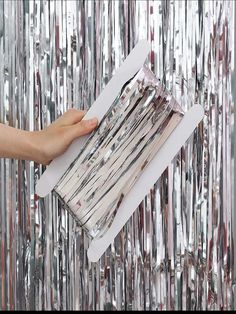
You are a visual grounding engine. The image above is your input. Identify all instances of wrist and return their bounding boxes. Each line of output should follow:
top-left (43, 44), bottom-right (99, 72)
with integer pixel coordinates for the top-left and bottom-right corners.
top-left (0, 123), bottom-right (47, 164)
top-left (26, 131), bottom-right (48, 164)
top-left (16, 129), bottom-right (40, 162)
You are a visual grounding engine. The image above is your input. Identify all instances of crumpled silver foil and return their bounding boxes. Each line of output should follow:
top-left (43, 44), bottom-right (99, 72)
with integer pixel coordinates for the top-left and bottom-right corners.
top-left (54, 66), bottom-right (184, 239)
top-left (0, 0), bottom-right (234, 310)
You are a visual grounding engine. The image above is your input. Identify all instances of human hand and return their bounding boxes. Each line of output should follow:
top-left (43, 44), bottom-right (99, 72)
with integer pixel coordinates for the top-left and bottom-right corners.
top-left (30, 108), bottom-right (98, 165)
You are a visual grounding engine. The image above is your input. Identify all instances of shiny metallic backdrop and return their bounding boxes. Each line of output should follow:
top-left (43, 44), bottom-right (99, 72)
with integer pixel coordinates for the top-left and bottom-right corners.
top-left (0, 0), bottom-right (234, 310)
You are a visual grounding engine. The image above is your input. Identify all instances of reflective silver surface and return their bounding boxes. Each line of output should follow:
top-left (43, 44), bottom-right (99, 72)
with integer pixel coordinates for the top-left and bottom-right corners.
top-left (0, 0), bottom-right (234, 310)
top-left (54, 66), bottom-right (184, 239)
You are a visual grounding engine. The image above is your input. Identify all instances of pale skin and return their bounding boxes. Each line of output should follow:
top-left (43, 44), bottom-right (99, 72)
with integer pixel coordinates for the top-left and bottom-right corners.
top-left (0, 108), bottom-right (98, 165)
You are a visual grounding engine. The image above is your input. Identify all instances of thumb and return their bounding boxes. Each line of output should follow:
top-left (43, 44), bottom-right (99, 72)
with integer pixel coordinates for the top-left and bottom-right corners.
top-left (67, 117), bottom-right (98, 141)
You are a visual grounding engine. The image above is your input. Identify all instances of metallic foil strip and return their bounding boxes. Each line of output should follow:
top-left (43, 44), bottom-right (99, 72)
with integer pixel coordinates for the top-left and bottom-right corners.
top-left (54, 65), bottom-right (184, 239)
top-left (0, 0), bottom-right (234, 310)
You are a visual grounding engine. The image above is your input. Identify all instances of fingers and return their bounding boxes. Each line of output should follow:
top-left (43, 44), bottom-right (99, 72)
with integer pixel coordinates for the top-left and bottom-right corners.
top-left (66, 117), bottom-right (98, 141)
top-left (52, 108), bottom-right (87, 127)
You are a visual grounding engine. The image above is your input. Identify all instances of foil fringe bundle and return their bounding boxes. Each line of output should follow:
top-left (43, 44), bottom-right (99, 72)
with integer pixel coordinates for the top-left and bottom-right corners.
top-left (54, 65), bottom-right (184, 239)
top-left (0, 0), bottom-right (234, 310)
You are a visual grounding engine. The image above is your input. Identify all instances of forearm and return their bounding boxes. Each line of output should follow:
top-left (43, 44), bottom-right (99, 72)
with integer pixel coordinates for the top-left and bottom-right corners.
top-left (0, 123), bottom-right (39, 162)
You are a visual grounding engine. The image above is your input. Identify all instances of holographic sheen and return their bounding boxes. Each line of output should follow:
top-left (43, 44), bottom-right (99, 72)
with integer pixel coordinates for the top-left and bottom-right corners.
top-left (0, 0), bottom-right (234, 310)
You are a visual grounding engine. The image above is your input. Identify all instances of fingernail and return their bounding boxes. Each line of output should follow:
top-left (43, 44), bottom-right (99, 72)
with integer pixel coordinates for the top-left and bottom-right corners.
top-left (87, 118), bottom-right (98, 126)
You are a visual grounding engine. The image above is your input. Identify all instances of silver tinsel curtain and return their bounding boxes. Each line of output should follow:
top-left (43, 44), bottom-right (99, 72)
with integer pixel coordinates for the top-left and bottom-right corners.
top-left (0, 0), bottom-right (234, 310)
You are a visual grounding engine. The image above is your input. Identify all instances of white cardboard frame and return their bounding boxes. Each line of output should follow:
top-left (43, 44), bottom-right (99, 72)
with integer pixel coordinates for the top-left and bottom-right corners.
top-left (35, 40), bottom-right (204, 262)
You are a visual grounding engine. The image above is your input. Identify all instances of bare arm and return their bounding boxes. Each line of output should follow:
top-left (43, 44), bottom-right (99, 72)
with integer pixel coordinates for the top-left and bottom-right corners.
top-left (0, 108), bottom-right (98, 165)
